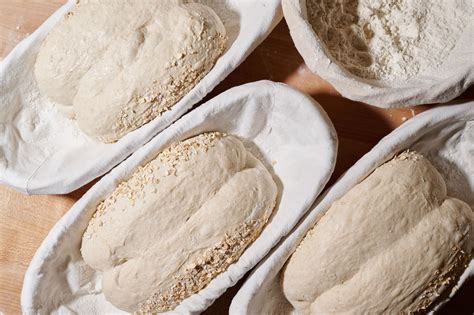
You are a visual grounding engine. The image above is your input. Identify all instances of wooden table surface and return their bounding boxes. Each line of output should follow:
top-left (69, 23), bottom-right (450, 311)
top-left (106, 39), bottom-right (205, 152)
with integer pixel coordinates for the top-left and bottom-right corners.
top-left (0, 1), bottom-right (472, 314)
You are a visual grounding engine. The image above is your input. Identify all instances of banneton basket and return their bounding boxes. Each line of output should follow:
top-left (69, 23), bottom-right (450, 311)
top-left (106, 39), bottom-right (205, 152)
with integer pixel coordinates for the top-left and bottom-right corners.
top-left (282, 0), bottom-right (474, 107)
top-left (21, 81), bottom-right (338, 314)
top-left (230, 100), bottom-right (474, 314)
top-left (0, 0), bottom-right (282, 195)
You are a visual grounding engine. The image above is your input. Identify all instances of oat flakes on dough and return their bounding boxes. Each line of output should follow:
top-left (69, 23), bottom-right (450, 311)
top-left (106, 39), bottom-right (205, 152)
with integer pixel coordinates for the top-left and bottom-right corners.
top-left (282, 151), bottom-right (474, 314)
top-left (35, 0), bottom-right (226, 142)
top-left (81, 132), bottom-right (278, 312)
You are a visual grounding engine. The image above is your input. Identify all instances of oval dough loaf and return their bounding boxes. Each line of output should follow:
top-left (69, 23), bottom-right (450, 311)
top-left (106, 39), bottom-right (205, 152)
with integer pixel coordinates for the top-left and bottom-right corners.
top-left (282, 151), bottom-right (474, 314)
top-left (81, 132), bottom-right (277, 312)
top-left (35, 0), bottom-right (226, 142)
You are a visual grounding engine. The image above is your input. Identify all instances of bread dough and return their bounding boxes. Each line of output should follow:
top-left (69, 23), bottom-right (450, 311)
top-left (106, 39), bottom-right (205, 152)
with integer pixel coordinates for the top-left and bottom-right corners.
top-left (81, 132), bottom-right (277, 312)
top-left (282, 151), bottom-right (474, 314)
top-left (35, 0), bottom-right (226, 143)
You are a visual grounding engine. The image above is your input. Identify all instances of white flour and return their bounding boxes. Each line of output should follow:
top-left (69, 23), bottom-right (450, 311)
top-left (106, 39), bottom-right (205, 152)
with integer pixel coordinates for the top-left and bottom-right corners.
top-left (15, 90), bottom-right (85, 154)
top-left (307, 0), bottom-right (473, 81)
top-left (0, 49), bottom-right (88, 177)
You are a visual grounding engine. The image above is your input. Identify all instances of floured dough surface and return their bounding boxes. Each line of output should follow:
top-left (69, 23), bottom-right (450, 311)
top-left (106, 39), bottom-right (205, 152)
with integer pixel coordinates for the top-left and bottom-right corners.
top-left (81, 132), bottom-right (277, 312)
top-left (282, 151), bottom-right (474, 314)
top-left (35, 0), bottom-right (226, 142)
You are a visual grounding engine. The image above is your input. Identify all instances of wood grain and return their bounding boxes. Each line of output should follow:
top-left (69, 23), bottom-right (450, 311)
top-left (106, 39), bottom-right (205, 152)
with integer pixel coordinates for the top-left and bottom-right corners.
top-left (0, 1), bottom-right (472, 314)
top-left (0, 0), bottom-right (65, 59)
